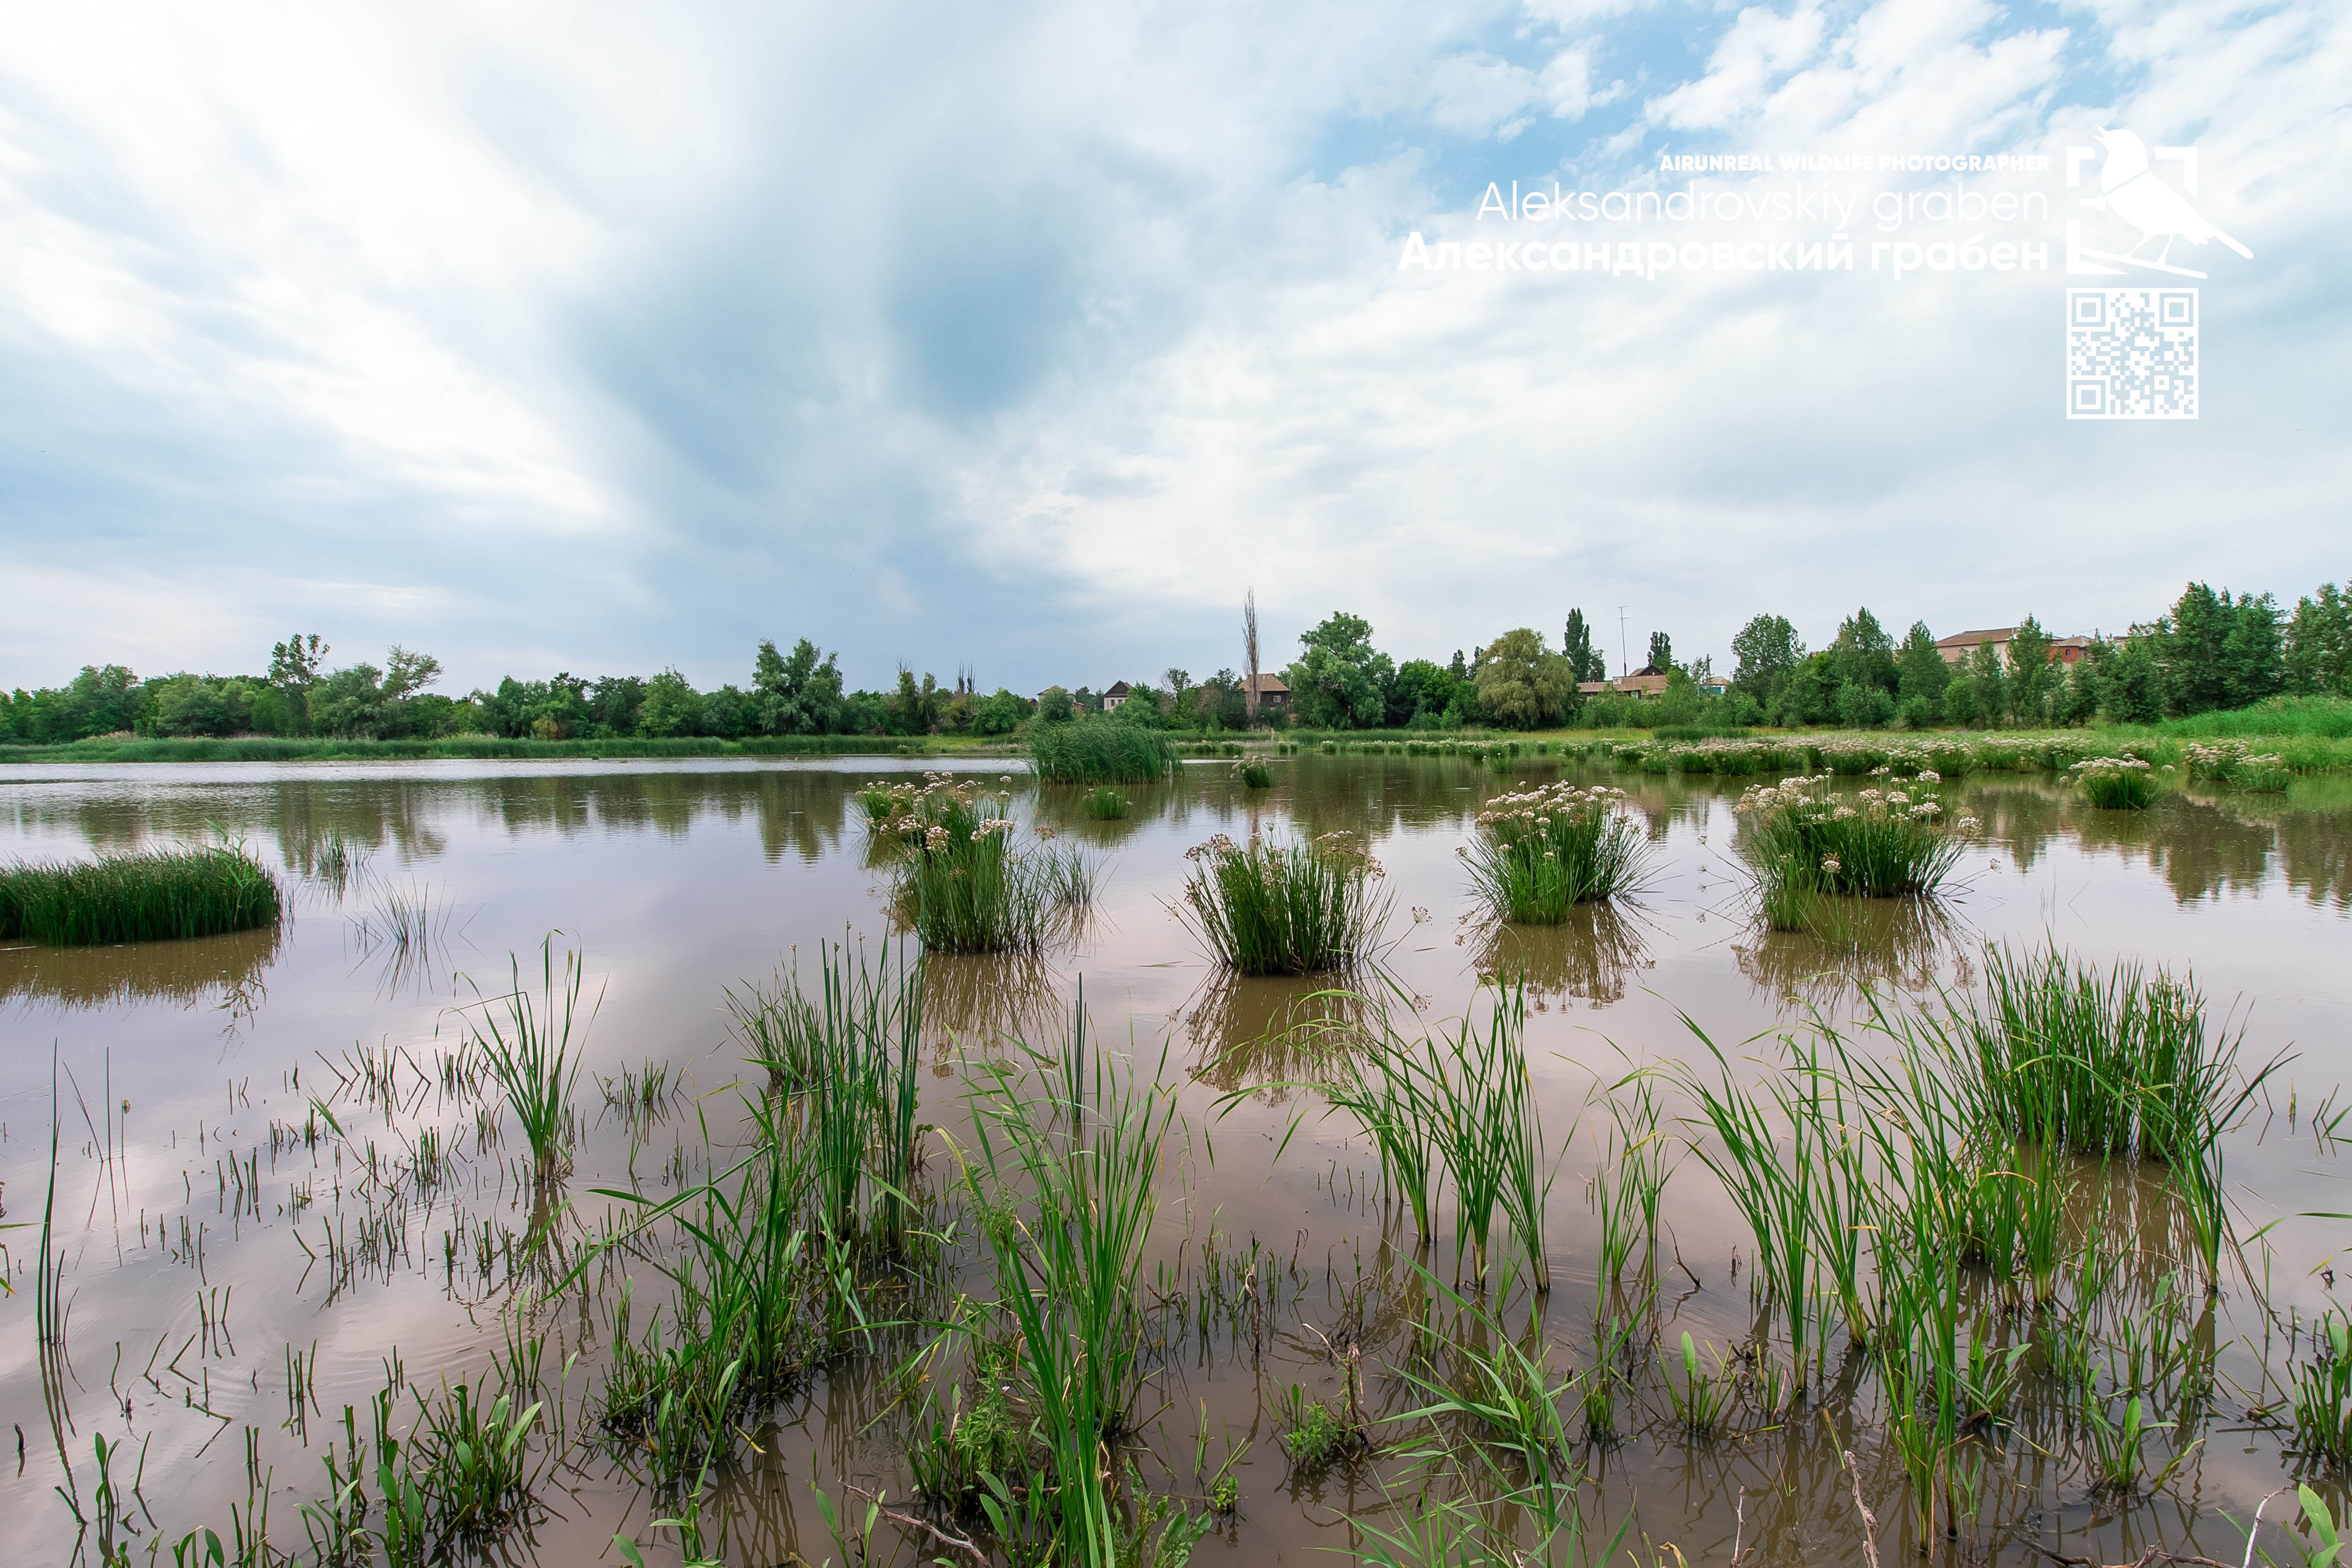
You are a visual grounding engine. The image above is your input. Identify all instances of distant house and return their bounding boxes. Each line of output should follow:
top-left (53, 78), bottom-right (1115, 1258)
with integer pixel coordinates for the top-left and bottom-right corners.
top-left (1936, 628), bottom-right (2097, 669)
top-left (1241, 673), bottom-right (1291, 711)
top-left (1036, 684), bottom-right (1070, 704)
top-left (1579, 670), bottom-right (1671, 699)
top-left (1697, 676), bottom-right (1729, 697)
top-left (1101, 681), bottom-right (1132, 712)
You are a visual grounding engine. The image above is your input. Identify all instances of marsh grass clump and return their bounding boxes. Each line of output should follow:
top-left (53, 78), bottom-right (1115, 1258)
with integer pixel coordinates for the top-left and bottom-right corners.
top-left (1950, 943), bottom-right (2266, 1165)
top-left (1318, 982), bottom-right (1555, 1291)
top-left (464, 936), bottom-right (597, 1170)
top-left (2072, 755), bottom-right (2158, 809)
top-left (1238, 761), bottom-right (1274, 790)
top-left (1029, 717), bottom-right (1174, 783)
top-left (956, 1023), bottom-right (1184, 1560)
top-left (1734, 771), bottom-right (1967, 932)
top-left (873, 775), bottom-right (1095, 952)
top-left (0, 843), bottom-right (281, 945)
top-left (1463, 781), bottom-right (1648, 923)
top-left (1082, 785), bottom-right (1130, 820)
top-left (1175, 832), bottom-right (1391, 976)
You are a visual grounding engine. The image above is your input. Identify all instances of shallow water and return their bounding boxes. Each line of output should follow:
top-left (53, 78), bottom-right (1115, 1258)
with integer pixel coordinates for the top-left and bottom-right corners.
top-left (4, 753), bottom-right (2351, 1566)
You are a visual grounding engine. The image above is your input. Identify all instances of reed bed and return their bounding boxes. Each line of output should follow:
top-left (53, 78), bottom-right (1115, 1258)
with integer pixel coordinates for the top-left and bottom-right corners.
top-left (1174, 831), bottom-right (1391, 975)
top-left (1462, 781), bottom-right (1649, 923)
top-left (1238, 761), bottom-right (1273, 789)
top-left (0, 843), bottom-right (281, 945)
top-left (1028, 718), bottom-right (1174, 783)
top-left (2072, 755), bottom-right (2159, 809)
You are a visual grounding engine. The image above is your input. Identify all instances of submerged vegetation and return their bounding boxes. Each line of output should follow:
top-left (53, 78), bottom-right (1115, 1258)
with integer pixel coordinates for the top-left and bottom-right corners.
top-left (1463, 781), bottom-right (1649, 922)
top-left (0, 842), bottom-right (281, 945)
top-left (1174, 831), bottom-right (1390, 975)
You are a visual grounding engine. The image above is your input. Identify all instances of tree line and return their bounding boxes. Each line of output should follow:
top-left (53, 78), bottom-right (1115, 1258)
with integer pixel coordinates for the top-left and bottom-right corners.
top-left (3, 578), bottom-right (2346, 746)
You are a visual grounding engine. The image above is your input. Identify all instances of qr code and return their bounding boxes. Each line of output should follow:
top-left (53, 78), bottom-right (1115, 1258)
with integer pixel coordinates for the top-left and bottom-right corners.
top-left (2066, 288), bottom-right (2197, 419)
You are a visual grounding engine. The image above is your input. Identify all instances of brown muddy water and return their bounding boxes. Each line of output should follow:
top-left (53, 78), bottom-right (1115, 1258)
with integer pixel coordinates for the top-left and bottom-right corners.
top-left (5, 754), bottom-right (2352, 1567)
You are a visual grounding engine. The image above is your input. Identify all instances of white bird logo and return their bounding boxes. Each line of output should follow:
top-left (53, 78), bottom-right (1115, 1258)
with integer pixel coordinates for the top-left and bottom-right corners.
top-left (2081, 128), bottom-right (2252, 269)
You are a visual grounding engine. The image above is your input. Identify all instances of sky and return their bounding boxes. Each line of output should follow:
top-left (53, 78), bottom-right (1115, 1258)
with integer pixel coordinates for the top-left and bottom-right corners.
top-left (1, 0), bottom-right (2345, 695)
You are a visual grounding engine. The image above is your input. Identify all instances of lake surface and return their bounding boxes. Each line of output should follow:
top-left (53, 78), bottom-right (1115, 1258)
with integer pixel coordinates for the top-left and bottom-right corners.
top-left (5, 753), bottom-right (2351, 1566)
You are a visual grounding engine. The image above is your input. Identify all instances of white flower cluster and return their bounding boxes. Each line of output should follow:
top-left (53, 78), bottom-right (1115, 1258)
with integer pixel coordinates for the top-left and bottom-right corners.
top-left (2068, 756), bottom-right (2152, 775)
top-left (1473, 781), bottom-right (1628, 832)
top-left (1734, 772), bottom-right (1947, 825)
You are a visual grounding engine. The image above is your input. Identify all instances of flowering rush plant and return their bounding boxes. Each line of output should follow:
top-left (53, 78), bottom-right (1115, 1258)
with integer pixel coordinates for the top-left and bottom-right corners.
top-left (1732, 771), bottom-right (1969, 898)
top-left (1462, 780), bottom-right (1649, 923)
top-left (2068, 755), bottom-right (2159, 811)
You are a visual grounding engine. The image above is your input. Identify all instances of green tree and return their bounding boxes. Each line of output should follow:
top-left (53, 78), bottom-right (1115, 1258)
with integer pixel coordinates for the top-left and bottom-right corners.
top-left (307, 663), bottom-right (387, 738)
top-left (1730, 615), bottom-right (1804, 706)
top-left (2092, 637), bottom-right (2164, 723)
top-left (1472, 628), bottom-right (1573, 729)
top-left (1962, 640), bottom-right (2008, 727)
top-left (1037, 688), bottom-right (1074, 725)
top-left (752, 638), bottom-right (845, 735)
top-left (1563, 611), bottom-right (1605, 683)
top-left (2005, 617), bottom-right (2056, 723)
top-left (2285, 584), bottom-right (2352, 696)
top-left (973, 689), bottom-right (1028, 735)
top-left (2222, 592), bottom-right (2284, 709)
top-left (638, 669), bottom-right (706, 737)
top-left (1389, 659), bottom-right (1459, 725)
top-left (1827, 608), bottom-right (1898, 695)
top-left (1645, 631), bottom-right (1672, 672)
top-left (1894, 622), bottom-right (1950, 725)
top-left (1283, 611), bottom-right (1396, 729)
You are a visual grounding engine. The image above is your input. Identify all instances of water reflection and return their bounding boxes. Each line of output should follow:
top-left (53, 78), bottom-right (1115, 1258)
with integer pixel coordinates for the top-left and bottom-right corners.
top-left (0, 922), bottom-right (279, 1021)
top-left (1734, 894), bottom-right (1973, 1009)
top-left (1183, 973), bottom-right (1380, 1096)
top-left (1471, 902), bottom-right (1656, 1008)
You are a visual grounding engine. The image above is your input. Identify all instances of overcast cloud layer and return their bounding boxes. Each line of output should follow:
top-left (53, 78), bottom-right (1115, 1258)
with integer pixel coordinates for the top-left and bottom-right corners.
top-left (2, 0), bottom-right (2345, 693)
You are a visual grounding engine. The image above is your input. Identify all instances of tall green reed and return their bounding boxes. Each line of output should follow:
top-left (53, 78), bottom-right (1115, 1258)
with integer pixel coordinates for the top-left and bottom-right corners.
top-left (1174, 831), bottom-right (1391, 976)
top-left (1029, 718), bottom-right (1174, 783)
top-left (0, 843), bottom-right (281, 945)
top-left (954, 1008), bottom-right (1181, 1565)
top-left (463, 937), bottom-right (597, 1170)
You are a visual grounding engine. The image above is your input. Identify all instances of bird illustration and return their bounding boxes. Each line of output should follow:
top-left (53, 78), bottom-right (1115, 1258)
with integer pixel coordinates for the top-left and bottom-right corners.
top-left (2081, 128), bottom-right (2252, 268)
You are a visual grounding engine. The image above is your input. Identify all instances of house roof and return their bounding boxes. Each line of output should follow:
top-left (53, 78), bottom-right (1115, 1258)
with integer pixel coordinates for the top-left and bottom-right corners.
top-left (1936, 628), bottom-right (2018, 648)
top-left (1104, 681), bottom-right (1132, 697)
top-left (1241, 674), bottom-right (1289, 694)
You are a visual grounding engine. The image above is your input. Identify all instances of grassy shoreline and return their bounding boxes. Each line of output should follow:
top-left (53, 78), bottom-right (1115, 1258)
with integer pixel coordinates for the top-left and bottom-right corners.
top-left (8, 706), bottom-right (2352, 773)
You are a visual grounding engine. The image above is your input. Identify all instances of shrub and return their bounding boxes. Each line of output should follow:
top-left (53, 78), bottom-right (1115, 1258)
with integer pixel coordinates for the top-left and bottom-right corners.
top-left (1028, 718), bottom-right (1173, 783)
top-left (2070, 755), bottom-right (2157, 809)
top-left (0, 843), bottom-right (281, 945)
top-left (1461, 782), bottom-right (1649, 923)
top-left (1174, 832), bottom-right (1390, 975)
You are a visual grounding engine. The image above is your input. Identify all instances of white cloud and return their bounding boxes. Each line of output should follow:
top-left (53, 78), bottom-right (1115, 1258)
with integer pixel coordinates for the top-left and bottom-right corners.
top-left (0, 0), bottom-right (2345, 691)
